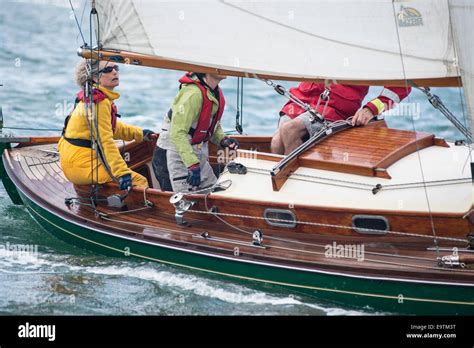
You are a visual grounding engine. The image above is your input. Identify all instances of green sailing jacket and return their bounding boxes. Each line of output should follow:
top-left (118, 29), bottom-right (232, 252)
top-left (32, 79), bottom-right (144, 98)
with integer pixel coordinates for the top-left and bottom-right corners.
top-left (167, 80), bottom-right (226, 167)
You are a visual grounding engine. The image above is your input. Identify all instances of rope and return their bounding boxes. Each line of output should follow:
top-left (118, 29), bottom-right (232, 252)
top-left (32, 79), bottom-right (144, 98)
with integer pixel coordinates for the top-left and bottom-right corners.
top-left (392, 4), bottom-right (441, 257)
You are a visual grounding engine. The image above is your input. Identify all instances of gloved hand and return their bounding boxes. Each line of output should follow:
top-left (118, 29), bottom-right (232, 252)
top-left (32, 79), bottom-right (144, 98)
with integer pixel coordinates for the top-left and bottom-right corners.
top-left (220, 137), bottom-right (240, 150)
top-left (186, 164), bottom-right (201, 188)
top-left (142, 129), bottom-right (158, 142)
top-left (118, 174), bottom-right (132, 190)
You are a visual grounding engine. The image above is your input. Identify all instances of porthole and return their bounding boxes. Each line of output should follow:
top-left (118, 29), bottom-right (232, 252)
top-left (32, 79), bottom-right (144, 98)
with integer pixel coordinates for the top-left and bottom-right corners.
top-left (352, 215), bottom-right (389, 235)
top-left (264, 209), bottom-right (297, 228)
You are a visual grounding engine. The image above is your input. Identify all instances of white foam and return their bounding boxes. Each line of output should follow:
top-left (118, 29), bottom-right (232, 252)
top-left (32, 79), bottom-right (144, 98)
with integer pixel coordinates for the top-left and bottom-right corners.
top-left (80, 265), bottom-right (367, 314)
top-left (0, 248), bottom-right (373, 315)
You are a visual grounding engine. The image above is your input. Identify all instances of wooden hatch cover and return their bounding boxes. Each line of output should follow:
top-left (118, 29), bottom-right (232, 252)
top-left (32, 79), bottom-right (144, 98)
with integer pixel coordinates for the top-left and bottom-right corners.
top-left (271, 121), bottom-right (448, 191)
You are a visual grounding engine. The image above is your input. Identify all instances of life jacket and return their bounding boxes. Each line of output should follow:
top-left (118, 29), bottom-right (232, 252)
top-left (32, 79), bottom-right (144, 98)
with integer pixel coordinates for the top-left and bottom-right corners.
top-left (280, 82), bottom-right (370, 122)
top-left (76, 88), bottom-right (119, 132)
top-left (170, 73), bottom-right (225, 145)
top-left (62, 88), bottom-right (120, 148)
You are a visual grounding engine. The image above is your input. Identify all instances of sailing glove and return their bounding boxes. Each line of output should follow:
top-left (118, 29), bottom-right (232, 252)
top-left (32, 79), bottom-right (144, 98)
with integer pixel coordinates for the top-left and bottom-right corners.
top-left (220, 137), bottom-right (240, 150)
top-left (119, 174), bottom-right (132, 190)
top-left (187, 164), bottom-right (201, 188)
top-left (142, 129), bottom-right (157, 142)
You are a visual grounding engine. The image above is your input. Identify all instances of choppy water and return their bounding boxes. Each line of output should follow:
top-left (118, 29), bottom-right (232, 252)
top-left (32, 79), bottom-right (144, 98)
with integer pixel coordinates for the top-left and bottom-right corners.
top-left (0, 1), bottom-right (469, 315)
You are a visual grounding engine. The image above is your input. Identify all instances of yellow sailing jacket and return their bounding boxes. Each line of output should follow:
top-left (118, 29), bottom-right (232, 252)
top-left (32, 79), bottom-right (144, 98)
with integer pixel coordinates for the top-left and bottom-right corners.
top-left (58, 85), bottom-right (143, 181)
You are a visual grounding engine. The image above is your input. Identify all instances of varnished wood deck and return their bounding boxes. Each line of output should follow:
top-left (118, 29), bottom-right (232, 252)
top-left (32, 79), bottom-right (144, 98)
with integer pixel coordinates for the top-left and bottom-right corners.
top-left (299, 125), bottom-right (447, 179)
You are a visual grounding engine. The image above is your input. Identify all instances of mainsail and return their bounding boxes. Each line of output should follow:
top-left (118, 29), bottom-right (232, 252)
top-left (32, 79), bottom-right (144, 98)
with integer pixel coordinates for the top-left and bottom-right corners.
top-left (84, 0), bottom-right (473, 134)
top-left (89, 0), bottom-right (460, 86)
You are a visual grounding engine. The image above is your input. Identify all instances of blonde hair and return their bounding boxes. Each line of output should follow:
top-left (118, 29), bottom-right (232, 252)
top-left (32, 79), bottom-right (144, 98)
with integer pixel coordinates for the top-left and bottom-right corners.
top-left (74, 59), bottom-right (101, 87)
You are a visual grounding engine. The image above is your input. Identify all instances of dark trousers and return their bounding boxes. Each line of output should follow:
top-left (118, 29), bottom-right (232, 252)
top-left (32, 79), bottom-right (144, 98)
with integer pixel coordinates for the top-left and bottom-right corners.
top-left (151, 146), bottom-right (173, 191)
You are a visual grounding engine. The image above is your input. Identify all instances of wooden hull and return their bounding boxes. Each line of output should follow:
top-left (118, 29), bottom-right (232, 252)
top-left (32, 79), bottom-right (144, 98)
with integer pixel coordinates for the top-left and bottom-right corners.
top-left (13, 183), bottom-right (474, 315)
top-left (1, 132), bottom-right (473, 315)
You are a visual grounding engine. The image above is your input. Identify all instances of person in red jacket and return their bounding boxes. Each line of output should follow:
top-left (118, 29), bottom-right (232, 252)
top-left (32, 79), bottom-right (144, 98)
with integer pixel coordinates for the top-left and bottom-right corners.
top-left (271, 83), bottom-right (411, 154)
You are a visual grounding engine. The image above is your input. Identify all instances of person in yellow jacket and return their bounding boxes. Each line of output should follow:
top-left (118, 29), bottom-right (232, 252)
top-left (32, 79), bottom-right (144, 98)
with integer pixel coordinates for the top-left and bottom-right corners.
top-left (58, 59), bottom-right (157, 190)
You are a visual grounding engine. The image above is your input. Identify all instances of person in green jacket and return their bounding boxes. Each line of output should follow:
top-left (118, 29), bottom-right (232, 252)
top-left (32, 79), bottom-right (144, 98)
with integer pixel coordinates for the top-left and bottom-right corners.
top-left (153, 72), bottom-right (239, 192)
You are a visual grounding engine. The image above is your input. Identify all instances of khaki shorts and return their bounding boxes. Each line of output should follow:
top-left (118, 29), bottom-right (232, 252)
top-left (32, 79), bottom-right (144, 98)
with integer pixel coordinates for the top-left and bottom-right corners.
top-left (296, 111), bottom-right (326, 137)
top-left (278, 114), bottom-right (292, 128)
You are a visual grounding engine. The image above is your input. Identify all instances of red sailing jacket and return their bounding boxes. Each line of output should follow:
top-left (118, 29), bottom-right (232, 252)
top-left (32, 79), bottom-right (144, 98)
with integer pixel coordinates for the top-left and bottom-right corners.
top-left (280, 83), bottom-right (411, 122)
top-left (76, 88), bottom-right (118, 132)
top-left (179, 74), bottom-right (225, 144)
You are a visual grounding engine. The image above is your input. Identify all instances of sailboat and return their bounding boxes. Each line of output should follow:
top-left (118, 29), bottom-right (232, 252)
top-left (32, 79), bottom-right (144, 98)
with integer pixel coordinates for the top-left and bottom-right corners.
top-left (1, 0), bottom-right (473, 314)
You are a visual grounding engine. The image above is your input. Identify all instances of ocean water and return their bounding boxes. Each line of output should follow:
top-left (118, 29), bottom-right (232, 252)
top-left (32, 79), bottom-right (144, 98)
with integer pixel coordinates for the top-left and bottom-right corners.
top-left (0, 1), bottom-right (469, 315)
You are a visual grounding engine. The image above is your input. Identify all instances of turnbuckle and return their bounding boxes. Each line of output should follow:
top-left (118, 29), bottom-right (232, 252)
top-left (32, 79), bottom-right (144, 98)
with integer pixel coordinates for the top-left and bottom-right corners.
top-left (310, 87), bottom-right (330, 123)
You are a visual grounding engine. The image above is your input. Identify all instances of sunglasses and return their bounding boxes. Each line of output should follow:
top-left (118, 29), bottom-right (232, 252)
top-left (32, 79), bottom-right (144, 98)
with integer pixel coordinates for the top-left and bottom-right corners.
top-left (99, 65), bottom-right (119, 74)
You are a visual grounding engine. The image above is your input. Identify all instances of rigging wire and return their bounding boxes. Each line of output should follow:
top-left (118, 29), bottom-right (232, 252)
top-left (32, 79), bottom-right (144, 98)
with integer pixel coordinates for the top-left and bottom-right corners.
top-left (78, 0), bottom-right (88, 43)
top-left (391, 2), bottom-right (440, 258)
top-left (68, 0), bottom-right (86, 46)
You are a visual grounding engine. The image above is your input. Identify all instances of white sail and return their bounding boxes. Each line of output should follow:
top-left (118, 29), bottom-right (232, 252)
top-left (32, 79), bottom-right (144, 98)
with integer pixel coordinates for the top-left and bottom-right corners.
top-left (94, 0), bottom-right (458, 83)
top-left (448, 0), bottom-right (474, 135)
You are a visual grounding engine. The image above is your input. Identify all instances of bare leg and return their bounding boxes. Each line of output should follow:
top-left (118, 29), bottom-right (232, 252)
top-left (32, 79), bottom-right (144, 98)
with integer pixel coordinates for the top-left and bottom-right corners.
top-left (270, 129), bottom-right (285, 154)
top-left (280, 118), bottom-right (308, 155)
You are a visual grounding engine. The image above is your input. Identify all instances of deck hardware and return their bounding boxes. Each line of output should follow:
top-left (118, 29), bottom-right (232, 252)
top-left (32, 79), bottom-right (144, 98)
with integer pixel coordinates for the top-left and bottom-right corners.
top-left (468, 233), bottom-right (474, 250)
top-left (208, 206), bottom-right (218, 214)
top-left (107, 194), bottom-right (127, 209)
top-left (212, 179), bottom-right (233, 193)
top-left (95, 211), bottom-right (108, 220)
top-left (192, 232), bottom-right (267, 249)
top-left (372, 184), bottom-right (383, 195)
top-left (144, 200), bottom-right (154, 208)
top-left (227, 161), bottom-right (247, 175)
top-left (252, 230), bottom-right (263, 246)
top-left (310, 87), bottom-right (330, 123)
top-left (455, 140), bottom-right (466, 146)
top-left (170, 192), bottom-right (195, 225)
top-left (427, 246), bottom-right (474, 253)
top-left (437, 255), bottom-right (465, 268)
